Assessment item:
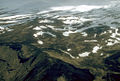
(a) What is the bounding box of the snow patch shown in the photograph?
[92,45,102,53]
[33,31,56,38]
[63,31,76,36]
[101,53,104,56]
[108,30,112,33]
[94,34,97,38]
[67,49,71,51]
[79,52,91,57]
[110,28,120,38]
[100,31,107,35]
[37,40,43,45]
[106,28,120,46]
[33,26,47,31]
[61,17,93,25]
[39,19,54,23]
[46,25,55,30]
[46,32,56,37]
[81,32,88,37]
[61,50,75,59]
[106,40,119,46]
[63,19,82,24]
[0,26,4,31]
[33,26,42,30]
[84,40,98,42]
[33,31,44,37]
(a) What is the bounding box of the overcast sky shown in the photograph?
[0,0,111,14]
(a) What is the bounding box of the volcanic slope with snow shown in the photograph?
[0,0,120,81]
[1,1,120,53]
